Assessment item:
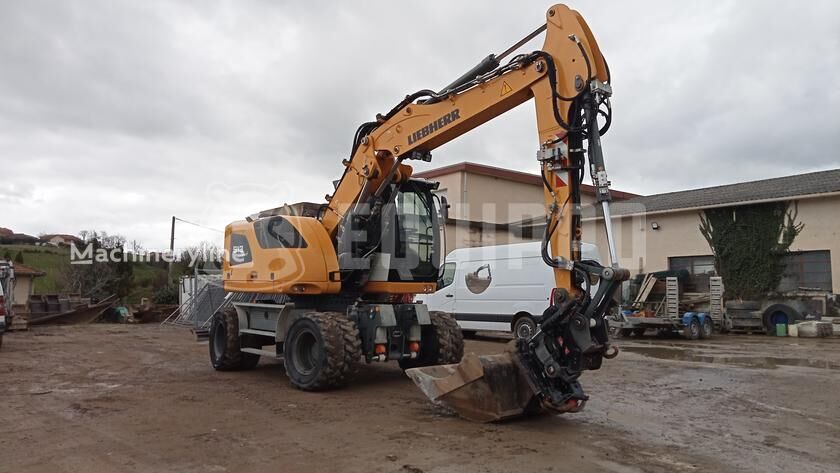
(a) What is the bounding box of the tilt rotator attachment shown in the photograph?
[406,262,628,422]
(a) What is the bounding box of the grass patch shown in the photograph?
[1,244,70,293]
[1,244,172,302]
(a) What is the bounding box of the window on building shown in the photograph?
[668,255,716,290]
[520,225,534,239]
[783,250,832,291]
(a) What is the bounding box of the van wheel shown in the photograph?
[399,312,463,370]
[209,308,260,371]
[513,315,537,340]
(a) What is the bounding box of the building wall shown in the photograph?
[431,170,600,252]
[584,194,840,293]
[461,173,544,224]
[788,196,840,293]
[12,276,34,305]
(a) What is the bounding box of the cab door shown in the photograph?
[436,261,457,312]
[420,261,456,313]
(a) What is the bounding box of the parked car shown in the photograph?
[0,261,15,349]
[418,241,601,339]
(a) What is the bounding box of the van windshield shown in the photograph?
[439,262,456,288]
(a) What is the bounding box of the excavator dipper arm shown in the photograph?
[324,4,629,420]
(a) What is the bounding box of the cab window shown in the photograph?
[254,217,307,249]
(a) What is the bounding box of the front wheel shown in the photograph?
[209,308,260,371]
[399,311,464,370]
[284,312,361,391]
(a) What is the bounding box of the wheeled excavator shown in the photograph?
[211,4,628,422]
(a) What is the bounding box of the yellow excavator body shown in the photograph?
[217,4,627,421]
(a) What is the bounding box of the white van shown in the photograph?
[418,241,601,339]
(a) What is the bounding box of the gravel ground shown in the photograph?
[1,325,838,473]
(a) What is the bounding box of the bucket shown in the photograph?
[776,323,788,337]
[788,324,798,337]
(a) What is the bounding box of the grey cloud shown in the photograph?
[0,0,838,249]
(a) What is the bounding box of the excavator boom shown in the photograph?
[379,5,629,421]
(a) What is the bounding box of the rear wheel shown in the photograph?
[512,315,537,340]
[284,312,361,391]
[632,328,646,337]
[399,311,463,370]
[683,318,701,340]
[209,308,260,371]
[700,317,713,339]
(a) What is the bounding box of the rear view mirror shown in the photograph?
[438,195,450,222]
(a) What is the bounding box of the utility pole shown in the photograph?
[168,216,175,284]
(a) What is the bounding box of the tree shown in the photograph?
[699,202,803,300]
[181,241,223,272]
[61,230,134,299]
[14,251,24,264]
[2,250,10,261]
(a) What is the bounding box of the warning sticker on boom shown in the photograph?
[500,81,513,97]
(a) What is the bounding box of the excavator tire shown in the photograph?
[399,311,464,370]
[284,312,361,391]
[209,307,260,371]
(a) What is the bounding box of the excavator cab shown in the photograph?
[337,178,444,294]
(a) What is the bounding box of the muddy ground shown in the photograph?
[1,325,838,473]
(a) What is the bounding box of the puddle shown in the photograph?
[622,346,840,370]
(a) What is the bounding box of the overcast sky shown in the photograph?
[1,0,838,249]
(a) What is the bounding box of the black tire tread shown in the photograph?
[286,312,361,391]
[210,307,259,371]
[683,318,701,340]
[429,311,464,365]
[700,318,713,339]
[399,311,464,370]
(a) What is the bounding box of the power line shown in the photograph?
[173,217,224,234]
